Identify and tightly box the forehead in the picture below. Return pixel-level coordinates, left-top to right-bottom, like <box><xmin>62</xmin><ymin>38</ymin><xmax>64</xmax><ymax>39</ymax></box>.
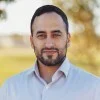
<box><xmin>34</xmin><ymin>12</ymin><xmax>63</xmax><ymax>22</ymax></box>
<box><xmin>32</xmin><ymin>12</ymin><xmax>66</xmax><ymax>31</ymax></box>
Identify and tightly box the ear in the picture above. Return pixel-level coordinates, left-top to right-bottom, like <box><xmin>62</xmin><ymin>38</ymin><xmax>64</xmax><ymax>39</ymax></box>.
<box><xmin>67</xmin><ymin>33</ymin><xmax>71</xmax><ymax>47</ymax></box>
<box><xmin>30</xmin><ymin>35</ymin><xmax>34</xmax><ymax>48</ymax></box>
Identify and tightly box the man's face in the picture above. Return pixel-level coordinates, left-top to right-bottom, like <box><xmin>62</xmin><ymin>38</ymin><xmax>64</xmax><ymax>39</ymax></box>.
<box><xmin>30</xmin><ymin>12</ymin><xmax>70</xmax><ymax>66</ymax></box>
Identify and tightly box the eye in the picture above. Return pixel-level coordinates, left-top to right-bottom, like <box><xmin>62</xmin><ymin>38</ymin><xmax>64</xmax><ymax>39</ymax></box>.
<box><xmin>52</xmin><ymin>30</ymin><xmax>62</xmax><ymax>38</ymax></box>
<box><xmin>53</xmin><ymin>34</ymin><xmax>61</xmax><ymax>38</ymax></box>
<box><xmin>37</xmin><ymin>34</ymin><xmax>46</xmax><ymax>39</ymax></box>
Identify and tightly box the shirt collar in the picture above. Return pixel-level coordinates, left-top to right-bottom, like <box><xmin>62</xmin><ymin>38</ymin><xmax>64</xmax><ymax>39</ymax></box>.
<box><xmin>26</xmin><ymin>60</ymin><xmax>36</xmax><ymax>76</ymax></box>
<box><xmin>58</xmin><ymin>58</ymin><xmax>71</xmax><ymax>78</ymax></box>
<box><xmin>27</xmin><ymin>58</ymin><xmax>71</xmax><ymax>78</ymax></box>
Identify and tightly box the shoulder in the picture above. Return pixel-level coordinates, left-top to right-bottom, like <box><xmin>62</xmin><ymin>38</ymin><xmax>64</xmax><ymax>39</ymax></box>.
<box><xmin>67</xmin><ymin>63</ymin><xmax>100</xmax><ymax>99</ymax></box>
<box><xmin>0</xmin><ymin>67</ymin><xmax>35</xmax><ymax>99</ymax></box>
<box><xmin>1</xmin><ymin>67</ymin><xmax>34</xmax><ymax>87</ymax></box>
<box><xmin>69</xmin><ymin>63</ymin><xmax>100</xmax><ymax>84</ymax></box>
<box><xmin>68</xmin><ymin>63</ymin><xmax>100</xmax><ymax>95</ymax></box>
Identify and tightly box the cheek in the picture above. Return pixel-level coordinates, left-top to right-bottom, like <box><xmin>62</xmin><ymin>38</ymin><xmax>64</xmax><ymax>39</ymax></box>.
<box><xmin>59</xmin><ymin>48</ymin><xmax>66</xmax><ymax>54</ymax></box>
<box><xmin>58</xmin><ymin>43</ymin><xmax>67</xmax><ymax>53</ymax></box>
<box><xmin>57</xmin><ymin>40</ymin><xmax>67</xmax><ymax>48</ymax></box>
<box><xmin>56</xmin><ymin>38</ymin><xmax>67</xmax><ymax>45</ymax></box>
<box><xmin>33</xmin><ymin>43</ymin><xmax>44</xmax><ymax>54</ymax></box>
<box><xmin>35</xmin><ymin>40</ymin><xmax>45</xmax><ymax>48</ymax></box>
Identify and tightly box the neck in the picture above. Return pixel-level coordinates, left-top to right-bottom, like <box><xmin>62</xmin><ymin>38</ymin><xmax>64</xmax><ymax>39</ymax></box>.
<box><xmin>37</xmin><ymin>61</ymin><xmax>61</xmax><ymax>84</ymax></box>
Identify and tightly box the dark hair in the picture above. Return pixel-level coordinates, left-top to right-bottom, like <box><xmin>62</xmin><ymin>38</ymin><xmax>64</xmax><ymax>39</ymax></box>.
<box><xmin>30</xmin><ymin>5</ymin><xmax>69</xmax><ymax>36</ymax></box>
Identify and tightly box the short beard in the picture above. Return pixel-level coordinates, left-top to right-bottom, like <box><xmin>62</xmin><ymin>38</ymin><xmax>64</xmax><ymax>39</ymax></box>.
<box><xmin>35</xmin><ymin>47</ymin><xmax>67</xmax><ymax>67</ymax></box>
<box><xmin>37</xmin><ymin>53</ymin><xmax>66</xmax><ymax>66</ymax></box>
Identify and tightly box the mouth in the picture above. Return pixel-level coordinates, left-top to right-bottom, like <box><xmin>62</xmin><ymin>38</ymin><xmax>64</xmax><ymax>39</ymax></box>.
<box><xmin>43</xmin><ymin>50</ymin><xmax>57</xmax><ymax>55</ymax></box>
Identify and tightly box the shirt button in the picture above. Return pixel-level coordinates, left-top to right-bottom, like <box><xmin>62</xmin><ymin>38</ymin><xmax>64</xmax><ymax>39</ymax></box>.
<box><xmin>46</xmin><ymin>86</ymin><xmax>49</xmax><ymax>89</ymax></box>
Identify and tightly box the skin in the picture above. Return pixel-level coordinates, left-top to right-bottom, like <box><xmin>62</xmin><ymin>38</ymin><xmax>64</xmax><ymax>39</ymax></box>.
<box><xmin>30</xmin><ymin>12</ymin><xmax>70</xmax><ymax>83</ymax></box>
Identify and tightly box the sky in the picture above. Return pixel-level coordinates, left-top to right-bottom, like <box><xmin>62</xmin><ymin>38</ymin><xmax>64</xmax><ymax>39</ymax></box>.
<box><xmin>0</xmin><ymin>0</ymin><xmax>100</xmax><ymax>36</ymax></box>
<box><xmin>0</xmin><ymin>0</ymin><xmax>52</xmax><ymax>35</ymax></box>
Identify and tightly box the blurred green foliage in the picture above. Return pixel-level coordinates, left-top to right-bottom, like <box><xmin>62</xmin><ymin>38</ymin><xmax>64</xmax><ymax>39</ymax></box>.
<box><xmin>52</xmin><ymin>0</ymin><xmax>100</xmax><ymax>75</ymax></box>
<box><xmin>0</xmin><ymin>0</ymin><xmax>15</xmax><ymax>20</ymax></box>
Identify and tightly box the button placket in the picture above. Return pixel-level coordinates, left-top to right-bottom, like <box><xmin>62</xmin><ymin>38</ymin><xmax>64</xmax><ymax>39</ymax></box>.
<box><xmin>41</xmin><ymin>84</ymin><xmax>51</xmax><ymax>100</ymax></box>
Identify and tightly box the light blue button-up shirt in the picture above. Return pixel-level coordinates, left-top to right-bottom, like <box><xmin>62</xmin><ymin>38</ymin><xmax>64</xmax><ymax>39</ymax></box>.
<box><xmin>0</xmin><ymin>58</ymin><xmax>100</xmax><ymax>100</ymax></box>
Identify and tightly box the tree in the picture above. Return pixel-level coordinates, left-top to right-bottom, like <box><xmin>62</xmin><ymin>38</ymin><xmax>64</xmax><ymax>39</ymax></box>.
<box><xmin>52</xmin><ymin>0</ymin><xmax>100</xmax><ymax>75</ymax></box>
<box><xmin>0</xmin><ymin>0</ymin><xmax>15</xmax><ymax>20</ymax></box>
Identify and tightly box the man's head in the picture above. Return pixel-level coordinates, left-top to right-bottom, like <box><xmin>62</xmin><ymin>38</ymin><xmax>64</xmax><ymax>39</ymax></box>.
<box><xmin>30</xmin><ymin>5</ymin><xmax>69</xmax><ymax>36</ymax></box>
<box><xmin>30</xmin><ymin>5</ymin><xmax>70</xmax><ymax>66</ymax></box>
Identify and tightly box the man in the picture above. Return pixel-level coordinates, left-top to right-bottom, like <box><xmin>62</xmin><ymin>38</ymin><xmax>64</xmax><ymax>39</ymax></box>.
<box><xmin>0</xmin><ymin>5</ymin><xmax>100</xmax><ymax>100</ymax></box>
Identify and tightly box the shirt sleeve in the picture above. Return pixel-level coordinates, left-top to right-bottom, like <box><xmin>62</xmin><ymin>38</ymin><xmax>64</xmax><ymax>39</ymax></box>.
<box><xmin>94</xmin><ymin>80</ymin><xmax>100</xmax><ymax>100</ymax></box>
<box><xmin>0</xmin><ymin>81</ymin><xmax>9</xmax><ymax>100</ymax></box>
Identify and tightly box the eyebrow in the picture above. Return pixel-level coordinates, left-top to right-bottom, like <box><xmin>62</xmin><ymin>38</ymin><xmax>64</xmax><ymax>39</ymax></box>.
<box><xmin>51</xmin><ymin>30</ymin><xmax>62</xmax><ymax>34</ymax></box>
<box><xmin>36</xmin><ymin>31</ymin><xmax>46</xmax><ymax>35</ymax></box>
<box><xmin>36</xmin><ymin>30</ymin><xmax>62</xmax><ymax>35</ymax></box>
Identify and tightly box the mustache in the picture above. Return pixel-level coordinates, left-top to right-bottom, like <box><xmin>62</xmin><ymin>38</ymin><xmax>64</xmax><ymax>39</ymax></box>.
<box><xmin>41</xmin><ymin>48</ymin><xmax>59</xmax><ymax>52</ymax></box>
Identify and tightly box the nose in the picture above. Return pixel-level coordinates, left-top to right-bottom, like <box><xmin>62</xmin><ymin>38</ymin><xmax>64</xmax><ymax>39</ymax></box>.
<box><xmin>45</xmin><ymin>37</ymin><xmax>54</xmax><ymax>48</ymax></box>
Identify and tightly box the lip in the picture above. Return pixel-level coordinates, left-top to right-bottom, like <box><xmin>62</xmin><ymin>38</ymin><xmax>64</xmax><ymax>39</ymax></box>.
<box><xmin>43</xmin><ymin>50</ymin><xmax>57</xmax><ymax>54</ymax></box>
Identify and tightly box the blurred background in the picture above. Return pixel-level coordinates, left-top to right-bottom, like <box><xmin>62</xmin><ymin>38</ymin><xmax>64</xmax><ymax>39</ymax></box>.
<box><xmin>0</xmin><ymin>0</ymin><xmax>100</xmax><ymax>85</ymax></box>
